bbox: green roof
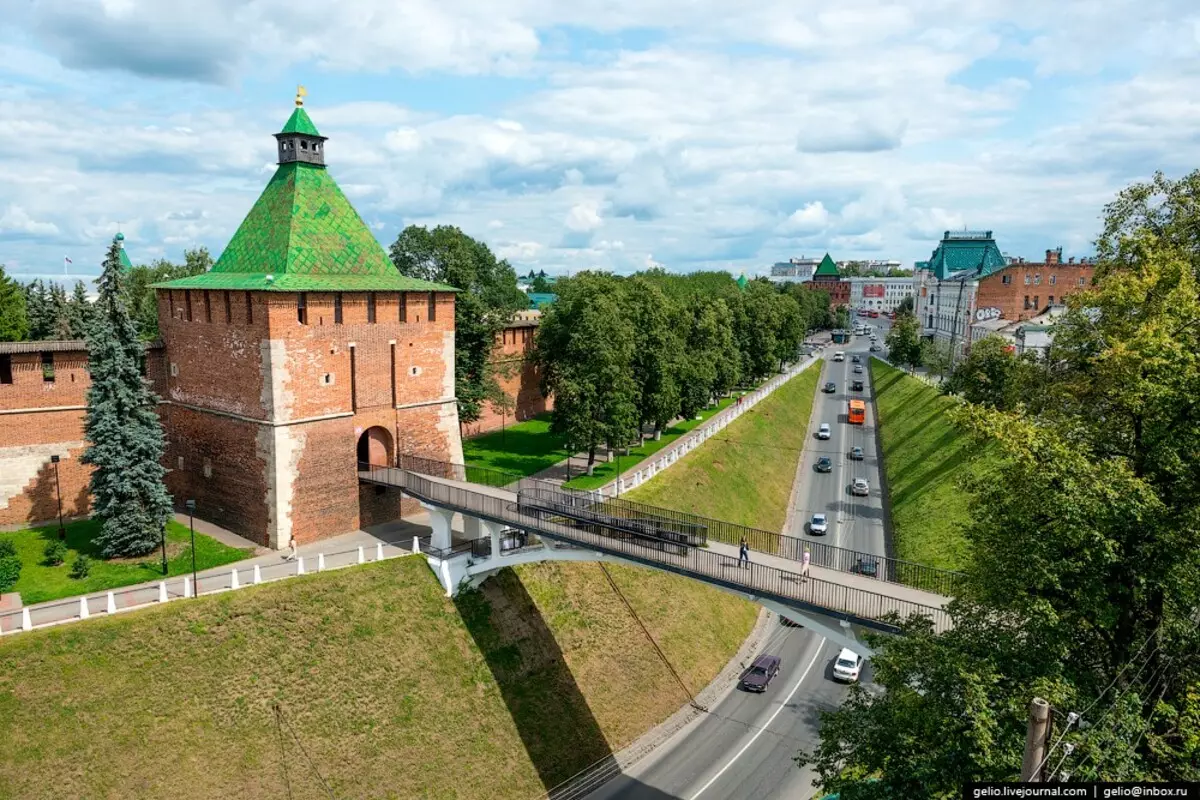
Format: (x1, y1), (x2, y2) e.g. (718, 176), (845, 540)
(813, 253), (839, 278)
(926, 231), (1006, 281)
(280, 107), (321, 137)
(528, 292), (557, 309)
(156, 108), (454, 294)
(736, 274), (749, 289)
(115, 233), (132, 270)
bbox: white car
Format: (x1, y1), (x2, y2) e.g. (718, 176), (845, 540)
(817, 423), (831, 440)
(833, 648), (864, 682)
(809, 513), (828, 535)
(851, 477), (870, 496)
(833, 351), (845, 362)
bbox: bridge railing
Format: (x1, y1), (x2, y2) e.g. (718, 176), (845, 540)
(370, 467), (951, 633)
(384, 455), (966, 597)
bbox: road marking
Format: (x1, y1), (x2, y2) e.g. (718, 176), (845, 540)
(687, 639), (826, 800)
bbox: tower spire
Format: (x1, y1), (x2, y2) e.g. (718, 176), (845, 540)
(295, 84), (307, 107)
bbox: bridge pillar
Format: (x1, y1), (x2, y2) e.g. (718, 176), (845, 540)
(481, 519), (504, 559)
(420, 503), (454, 551)
(462, 515), (481, 540)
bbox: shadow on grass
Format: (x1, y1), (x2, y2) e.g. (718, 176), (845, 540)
(454, 568), (615, 794)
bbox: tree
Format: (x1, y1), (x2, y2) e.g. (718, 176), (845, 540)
(48, 282), (72, 339)
(390, 225), (527, 427)
(124, 248), (210, 339)
(82, 240), (173, 558)
(534, 273), (637, 471)
(23, 279), (59, 340)
(65, 281), (97, 339)
(884, 313), (922, 372)
(530, 275), (554, 293)
(896, 295), (915, 316)
(0, 265), (28, 341)
(835, 305), (850, 329)
(773, 293), (805, 370)
(919, 337), (953, 382)
(942, 335), (1020, 409)
(626, 278), (682, 438)
(741, 281), (781, 381)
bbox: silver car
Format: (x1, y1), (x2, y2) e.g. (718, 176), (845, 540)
(817, 423), (831, 440)
(851, 478), (870, 496)
(809, 513), (828, 535)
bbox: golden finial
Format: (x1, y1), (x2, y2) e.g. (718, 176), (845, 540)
(295, 84), (307, 107)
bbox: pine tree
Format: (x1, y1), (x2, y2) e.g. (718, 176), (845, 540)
(49, 282), (72, 339)
(24, 279), (53, 340)
(66, 281), (96, 339)
(82, 241), (173, 557)
(0, 265), (29, 341)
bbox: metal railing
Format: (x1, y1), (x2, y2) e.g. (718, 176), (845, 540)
(376, 456), (965, 597)
(366, 467), (952, 634)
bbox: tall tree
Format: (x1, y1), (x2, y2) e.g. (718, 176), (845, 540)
(390, 225), (527, 427)
(919, 337), (953, 382)
(48, 282), (72, 339)
(741, 281), (781, 381)
(0, 265), (29, 341)
(534, 273), (637, 471)
(773, 293), (805, 371)
(896, 295), (915, 316)
(884, 312), (922, 372)
(942, 335), (1021, 409)
(82, 241), (173, 558)
(626, 277), (682, 438)
(23, 279), (57, 340)
(65, 281), (97, 339)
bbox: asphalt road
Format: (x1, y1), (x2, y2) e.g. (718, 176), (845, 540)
(586, 320), (892, 800)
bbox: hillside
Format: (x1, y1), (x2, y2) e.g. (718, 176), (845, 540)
(868, 358), (992, 571)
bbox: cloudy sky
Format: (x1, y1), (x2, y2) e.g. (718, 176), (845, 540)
(1, 0), (1198, 285)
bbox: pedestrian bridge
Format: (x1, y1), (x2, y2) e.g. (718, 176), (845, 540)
(359, 461), (954, 656)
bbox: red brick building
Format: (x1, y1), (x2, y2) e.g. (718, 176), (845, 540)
(0, 100), (463, 549)
(804, 253), (850, 308)
(972, 248), (1096, 323)
(461, 313), (552, 438)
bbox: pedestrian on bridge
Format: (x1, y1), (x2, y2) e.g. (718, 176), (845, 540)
(738, 537), (750, 568)
(802, 547), (811, 582)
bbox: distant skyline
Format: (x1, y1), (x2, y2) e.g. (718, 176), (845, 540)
(1, 0), (1197, 285)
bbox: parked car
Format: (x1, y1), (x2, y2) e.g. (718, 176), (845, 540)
(852, 380), (864, 391)
(851, 478), (870, 496)
(815, 456), (833, 473)
(849, 446), (864, 460)
(832, 648), (864, 683)
(823, 381), (837, 393)
(817, 423), (831, 440)
(741, 654), (781, 692)
(851, 354), (861, 363)
(809, 513), (828, 535)
(853, 365), (863, 374)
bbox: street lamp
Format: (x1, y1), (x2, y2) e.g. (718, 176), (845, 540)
(50, 454), (65, 541)
(185, 499), (197, 597)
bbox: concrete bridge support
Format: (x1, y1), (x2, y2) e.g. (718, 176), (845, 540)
(421, 503), (455, 551)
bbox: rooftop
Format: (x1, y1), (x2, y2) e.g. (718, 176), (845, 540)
(924, 230), (1006, 281)
(813, 253), (840, 278)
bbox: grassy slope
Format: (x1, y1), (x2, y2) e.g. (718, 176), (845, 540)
(627, 366), (820, 535)
(2, 518), (251, 604)
(0, 556), (758, 800)
(463, 413), (569, 476)
(869, 358), (991, 572)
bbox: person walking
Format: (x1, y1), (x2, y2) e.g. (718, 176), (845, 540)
(738, 537), (750, 568)
(801, 546), (811, 582)
(285, 536), (298, 562)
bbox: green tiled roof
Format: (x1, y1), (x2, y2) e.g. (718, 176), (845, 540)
(280, 107), (321, 136)
(527, 292), (557, 309)
(926, 232), (1006, 281)
(115, 233), (133, 270)
(155, 131), (455, 293)
(736, 274), (749, 289)
(813, 253), (839, 278)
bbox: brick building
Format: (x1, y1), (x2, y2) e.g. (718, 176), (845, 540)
(0, 99), (463, 549)
(914, 231), (1095, 362)
(804, 253), (850, 308)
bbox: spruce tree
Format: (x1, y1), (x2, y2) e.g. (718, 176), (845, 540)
(24, 279), (53, 340)
(0, 265), (29, 341)
(66, 281), (96, 339)
(82, 241), (173, 557)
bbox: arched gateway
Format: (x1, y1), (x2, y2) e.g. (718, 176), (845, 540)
(357, 426), (393, 468)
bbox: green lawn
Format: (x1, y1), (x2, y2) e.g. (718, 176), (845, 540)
(869, 358), (993, 572)
(563, 394), (738, 490)
(626, 365), (820, 540)
(1, 518), (252, 604)
(463, 412), (569, 476)
(0, 550), (757, 799)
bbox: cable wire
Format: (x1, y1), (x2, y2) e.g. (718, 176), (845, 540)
(275, 702), (336, 800)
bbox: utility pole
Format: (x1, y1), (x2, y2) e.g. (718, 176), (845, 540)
(1020, 697), (1051, 782)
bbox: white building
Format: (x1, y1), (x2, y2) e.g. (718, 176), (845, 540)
(846, 276), (915, 312)
(770, 257), (821, 283)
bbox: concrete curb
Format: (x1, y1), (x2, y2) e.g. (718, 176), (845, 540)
(544, 606), (775, 799)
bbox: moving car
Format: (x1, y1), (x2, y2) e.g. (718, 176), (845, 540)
(809, 513), (828, 535)
(851, 354), (861, 363)
(853, 365), (864, 374)
(851, 477), (870, 496)
(741, 654), (781, 692)
(852, 380), (864, 391)
(849, 446), (864, 460)
(833, 351), (845, 362)
(870, 344), (880, 352)
(817, 423), (831, 440)
(832, 648), (864, 682)
(823, 381), (837, 393)
(815, 456), (833, 473)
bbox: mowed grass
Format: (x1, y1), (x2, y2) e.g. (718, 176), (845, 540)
(2, 518), (251, 604)
(869, 358), (993, 572)
(0, 556), (758, 799)
(626, 365), (820, 535)
(463, 412), (570, 476)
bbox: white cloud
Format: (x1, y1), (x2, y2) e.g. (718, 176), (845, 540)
(781, 201), (830, 234)
(0, 205), (61, 237)
(565, 201), (604, 233)
(495, 241), (544, 260)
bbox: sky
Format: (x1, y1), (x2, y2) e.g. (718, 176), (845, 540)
(1, 0), (1198, 286)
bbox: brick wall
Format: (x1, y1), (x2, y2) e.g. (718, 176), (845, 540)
(462, 320), (553, 437)
(974, 262), (1095, 322)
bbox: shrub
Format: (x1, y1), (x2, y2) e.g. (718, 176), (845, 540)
(0, 538), (15, 559)
(69, 555), (92, 580)
(44, 540), (68, 566)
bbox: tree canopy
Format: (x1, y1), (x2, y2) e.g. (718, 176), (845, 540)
(0, 265), (28, 342)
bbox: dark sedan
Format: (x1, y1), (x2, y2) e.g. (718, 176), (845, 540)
(852, 380), (864, 391)
(815, 456), (833, 472)
(823, 381), (837, 393)
(740, 654), (781, 692)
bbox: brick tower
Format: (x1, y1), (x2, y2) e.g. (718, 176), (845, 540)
(155, 91), (462, 549)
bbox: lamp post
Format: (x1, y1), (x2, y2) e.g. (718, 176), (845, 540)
(615, 447), (622, 497)
(50, 454), (66, 540)
(185, 499), (197, 597)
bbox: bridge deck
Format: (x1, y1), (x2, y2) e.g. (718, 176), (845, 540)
(361, 467), (951, 634)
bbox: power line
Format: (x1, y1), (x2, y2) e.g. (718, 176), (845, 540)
(274, 702), (336, 800)
(274, 703), (294, 800)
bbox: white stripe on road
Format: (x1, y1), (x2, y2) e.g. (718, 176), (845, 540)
(687, 639), (826, 800)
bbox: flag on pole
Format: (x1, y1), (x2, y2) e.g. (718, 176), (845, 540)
(64, 256), (71, 275)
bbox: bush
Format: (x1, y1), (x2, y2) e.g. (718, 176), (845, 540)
(43, 540), (68, 566)
(0, 556), (20, 592)
(0, 538), (15, 559)
(69, 555), (92, 580)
